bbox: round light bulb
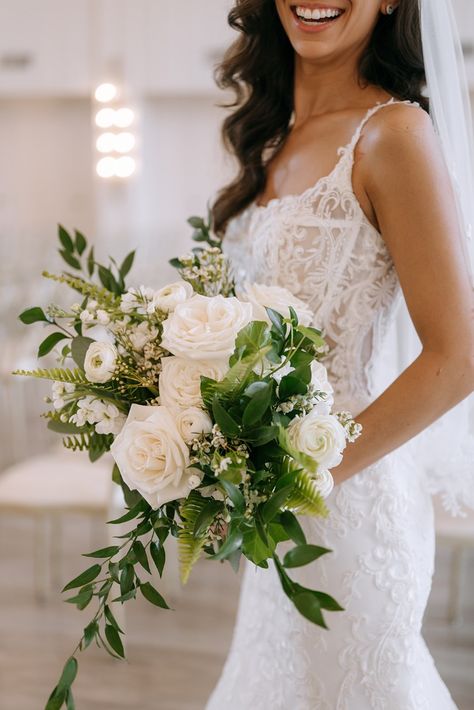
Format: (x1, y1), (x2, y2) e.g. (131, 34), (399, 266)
(95, 108), (116, 128)
(96, 157), (116, 178)
(114, 108), (135, 128)
(114, 132), (136, 153)
(115, 156), (136, 178)
(96, 132), (116, 153)
(94, 83), (118, 103)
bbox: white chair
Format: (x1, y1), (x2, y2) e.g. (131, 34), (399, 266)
(0, 447), (113, 601)
(434, 497), (474, 625)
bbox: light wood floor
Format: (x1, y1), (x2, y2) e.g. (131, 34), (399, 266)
(0, 515), (473, 710)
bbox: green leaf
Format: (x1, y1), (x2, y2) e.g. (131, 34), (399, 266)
(297, 325), (326, 349)
(87, 247), (95, 277)
(62, 564), (101, 592)
(74, 230), (87, 255)
(66, 689), (75, 710)
(46, 687), (66, 710)
(70, 336), (95, 369)
(220, 480), (245, 512)
(242, 527), (273, 565)
(212, 397), (240, 437)
(242, 381), (273, 427)
(132, 540), (151, 574)
(234, 320), (271, 357)
(120, 250), (135, 279)
(279, 510), (307, 546)
(104, 605), (124, 634)
(83, 546), (119, 559)
(105, 624), (125, 658)
(272, 553), (296, 598)
(187, 215), (206, 229)
(265, 307), (286, 335)
(293, 591), (327, 628)
(193, 499), (222, 537)
(293, 584), (344, 612)
(65, 587), (93, 610)
(278, 374), (308, 400)
(140, 582), (170, 609)
(19, 306), (49, 325)
(57, 656), (78, 693)
(241, 425), (279, 446)
(107, 498), (149, 524)
(58, 225), (74, 253)
(261, 485), (294, 523)
(60, 250), (82, 270)
(150, 541), (166, 577)
(283, 544), (331, 568)
(288, 305), (299, 327)
(83, 620), (98, 649)
(120, 564), (135, 596)
(212, 526), (244, 562)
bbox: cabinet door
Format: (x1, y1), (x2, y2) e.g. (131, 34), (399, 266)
(0, 0), (90, 96)
(144, 0), (235, 95)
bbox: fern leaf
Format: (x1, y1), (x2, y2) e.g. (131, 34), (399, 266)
(286, 469), (329, 518)
(13, 367), (87, 384)
(178, 491), (211, 585)
(62, 432), (113, 454)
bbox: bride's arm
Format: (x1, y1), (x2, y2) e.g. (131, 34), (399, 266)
(332, 104), (474, 485)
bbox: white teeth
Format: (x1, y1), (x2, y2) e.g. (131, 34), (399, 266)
(295, 6), (342, 22)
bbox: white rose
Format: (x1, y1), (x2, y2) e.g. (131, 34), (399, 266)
(175, 407), (213, 443)
(110, 404), (201, 508)
(159, 356), (228, 412)
(236, 282), (313, 327)
(84, 341), (118, 383)
(161, 294), (253, 360)
(287, 411), (347, 469)
(149, 280), (194, 314)
(313, 468), (335, 499)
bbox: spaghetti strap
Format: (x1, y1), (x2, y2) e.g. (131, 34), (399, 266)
(344, 96), (421, 159)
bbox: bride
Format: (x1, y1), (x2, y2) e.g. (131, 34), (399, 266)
(205, 1), (474, 708)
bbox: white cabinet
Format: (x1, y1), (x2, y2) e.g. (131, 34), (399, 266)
(0, 0), (91, 96)
(143, 0), (236, 95)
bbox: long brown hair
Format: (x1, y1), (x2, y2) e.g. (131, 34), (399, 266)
(212, 0), (427, 236)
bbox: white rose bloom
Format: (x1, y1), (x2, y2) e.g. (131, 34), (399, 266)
(159, 356), (228, 412)
(149, 280), (194, 314)
(236, 282), (313, 327)
(175, 407), (213, 443)
(287, 411), (347, 469)
(129, 322), (158, 352)
(161, 294), (253, 361)
(84, 341), (117, 383)
(110, 404), (201, 508)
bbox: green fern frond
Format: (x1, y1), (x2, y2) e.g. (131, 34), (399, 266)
(62, 432), (113, 454)
(13, 367), (87, 384)
(178, 491), (211, 585)
(286, 469), (329, 518)
(42, 270), (119, 308)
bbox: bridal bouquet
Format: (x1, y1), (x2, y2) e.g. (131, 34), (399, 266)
(15, 217), (361, 708)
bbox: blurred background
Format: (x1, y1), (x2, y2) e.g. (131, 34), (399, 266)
(0, 1), (473, 708)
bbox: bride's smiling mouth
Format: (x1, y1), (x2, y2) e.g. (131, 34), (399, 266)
(290, 3), (346, 32)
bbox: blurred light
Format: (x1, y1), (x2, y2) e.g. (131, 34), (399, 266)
(115, 132), (136, 153)
(95, 83), (118, 103)
(96, 157), (116, 178)
(96, 132), (116, 153)
(114, 108), (134, 128)
(95, 108), (116, 128)
(115, 156), (136, 178)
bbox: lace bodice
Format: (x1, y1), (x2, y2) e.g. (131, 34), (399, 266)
(222, 97), (421, 414)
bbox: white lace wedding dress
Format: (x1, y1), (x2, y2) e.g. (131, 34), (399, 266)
(205, 97), (458, 710)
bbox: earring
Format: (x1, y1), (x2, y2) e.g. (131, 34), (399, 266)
(386, 4), (395, 13)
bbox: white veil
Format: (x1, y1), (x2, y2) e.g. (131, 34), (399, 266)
(380, 0), (474, 516)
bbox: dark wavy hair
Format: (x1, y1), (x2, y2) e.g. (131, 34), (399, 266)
(211, 0), (428, 236)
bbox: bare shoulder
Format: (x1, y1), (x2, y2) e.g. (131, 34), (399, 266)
(359, 102), (445, 194)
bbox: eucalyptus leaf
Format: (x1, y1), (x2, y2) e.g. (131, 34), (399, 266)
(60, 250), (82, 270)
(105, 624), (125, 658)
(83, 546), (119, 559)
(58, 225), (74, 253)
(140, 582), (170, 609)
(62, 564), (101, 592)
(150, 541), (166, 577)
(19, 306), (49, 325)
(279, 510), (307, 546)
(293, 591), (327, 628)
(74, 230), (87, 255)
(120, 250), (135, 279)
(57, 656), (78, 693)
(132, 540), (151, 574)
(71, 336), (95, 369)
(38, 332), (68, 358)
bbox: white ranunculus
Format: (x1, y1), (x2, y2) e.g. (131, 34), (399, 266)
(310, 361), (334, 414)
(84, 341), (118, 383)
(161, 294), (253, 360)
(313, 468), (335, 499)
(159, 356), (228, 412)
(149, 280), (194, 314)
(175, 407), (213, 443)
(235, 282), (313, 327)
(110, 404), (201, 508)
(287, 411), (347, 469)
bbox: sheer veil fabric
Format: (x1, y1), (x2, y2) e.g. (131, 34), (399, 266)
(380, 0), (474, 516)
